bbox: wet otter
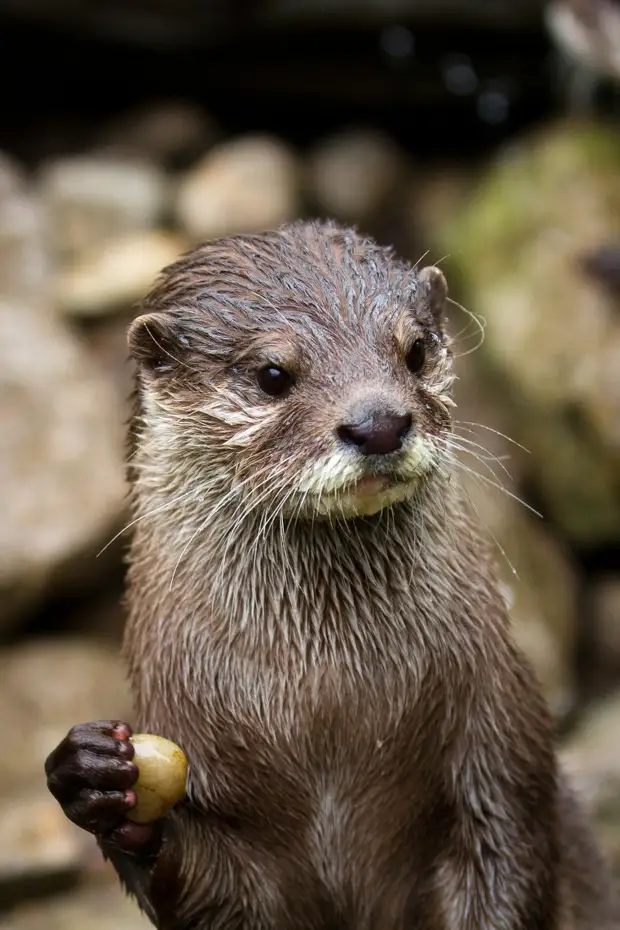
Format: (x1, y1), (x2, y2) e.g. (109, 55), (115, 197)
(45, 220), (619, 929)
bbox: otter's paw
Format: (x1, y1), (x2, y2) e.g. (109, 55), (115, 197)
(45, 720), (157, 852)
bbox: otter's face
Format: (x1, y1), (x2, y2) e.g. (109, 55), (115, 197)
(128, 224), (455, 522)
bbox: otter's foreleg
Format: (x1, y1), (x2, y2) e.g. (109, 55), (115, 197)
(44, 720), (189, 929)
(435, 733), (561, 928)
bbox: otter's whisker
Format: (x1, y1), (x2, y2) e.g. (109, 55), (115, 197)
(453, 420), (531, 454)
(210, 462), (284, 527)
(438, 435), (514, 484)
(449, 316), (480, 343)
(448, 435), (513, 470)
(248, 478), (297, 562)
(444, 454), (543, 520)
(171, 462), (290, 597)
(436, 436), (496, 480)
(273, 486), (299, 568)
(96, 486), (200, 558)
(450, 425), (513, 463)
(218, 473), (284, 553)
(411, 249), (431, 270)
(447, 461), (520, 581)
(168, 508), (217, 592)
(215, 465), (295, 576)
(447, 297), (486, 358)
(293, 486), (313, 523)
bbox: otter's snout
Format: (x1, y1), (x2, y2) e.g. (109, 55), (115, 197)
(337, 409), (413, 456)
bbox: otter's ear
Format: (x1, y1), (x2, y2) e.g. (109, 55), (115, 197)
(418, 265), (448, 332)
(128, 313), (185, 375)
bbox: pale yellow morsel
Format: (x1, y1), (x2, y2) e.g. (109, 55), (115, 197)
(126, 734), (188, 824)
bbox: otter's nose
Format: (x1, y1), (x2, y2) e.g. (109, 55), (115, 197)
(337, 412), (412, 456)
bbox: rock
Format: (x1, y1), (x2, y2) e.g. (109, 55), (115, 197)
(305, 127), (408, 226)
(492, 497), (578, 722)
(592, 576), (620, 662)
(409, 162), (475, 256)
(561, 692), (620, 877)
(584, 575), (620, 695)
(545, 0), (620, 114)
(0, 152), (51, 302)
(38, 154), (170, 262)
(97, 99), (219, 169)
(0, 637), (131, 794)
(175, 134), (301, 242)
(0, 885), (152, 930)
(0, 637), (131, 901)
(0, 792), (92, 909)
(55, 230), (187, 317)
(56, 576), (128, 644)
(441, 120), (620, 545)
(77, 311), (139, 420)
(0, 299), (126, 631)
(452, 360), (578, 719)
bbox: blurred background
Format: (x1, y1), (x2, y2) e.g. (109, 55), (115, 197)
(0, 0), (620, 926)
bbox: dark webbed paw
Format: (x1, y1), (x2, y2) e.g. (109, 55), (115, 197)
(45, 720), (159, 854)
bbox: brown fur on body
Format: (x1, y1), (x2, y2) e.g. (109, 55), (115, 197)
(117, 219), (619, 929)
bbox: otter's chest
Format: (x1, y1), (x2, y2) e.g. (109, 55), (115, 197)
(179, 645), (444, 824)
(137, 619), (464, 928)
(167, 656), (452, 930)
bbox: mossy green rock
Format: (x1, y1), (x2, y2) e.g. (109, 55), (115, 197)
(441, 119), (620, 544)
(452, 367), (577, 720)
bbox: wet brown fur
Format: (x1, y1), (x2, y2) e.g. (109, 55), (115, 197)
(118, 219), (619, 929)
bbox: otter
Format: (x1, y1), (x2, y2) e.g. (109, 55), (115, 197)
(45, 219), (619, 929)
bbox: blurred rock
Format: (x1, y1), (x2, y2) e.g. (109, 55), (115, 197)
(441, 120), (620, 545)
(593, 576), (620, 659)
(586, 575), (620, 692)
(488, 495), (578, 721)
(561, 691), (620, 876)
(451, 349), (527, 486)
(78, 312), (138, 419)
(0, 637), (131, 794)
(0, 885), (151, 930)
(55, 230), (187, 317)
(545, 0), (620, 114)
(453, 360), (578, 720)
(97, 100), (219, 169)
(0, 300), (126, 631)
(175, 134), (301, 241)
(0, 792), (91, 909)
(0, 637), (127, 906)
(0, 152), (50, 302)
(579, 243), (620, 301)
(76, 588), (128, 644)
(409, 162), (476, 256)
(38, 155), (170, 263)
(305, 127), (408, 226)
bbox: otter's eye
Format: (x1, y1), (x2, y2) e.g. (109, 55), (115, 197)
(405, 338), (426, 374)
(257, 365), (294, 397)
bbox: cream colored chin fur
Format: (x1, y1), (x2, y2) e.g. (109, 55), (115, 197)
(290, 436), (436, 520)
(301, 480), (420, 520)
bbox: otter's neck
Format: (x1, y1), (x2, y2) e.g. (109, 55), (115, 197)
(124, 456), (499, 699)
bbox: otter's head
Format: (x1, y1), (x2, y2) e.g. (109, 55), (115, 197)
(128, 220), (455, 522)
